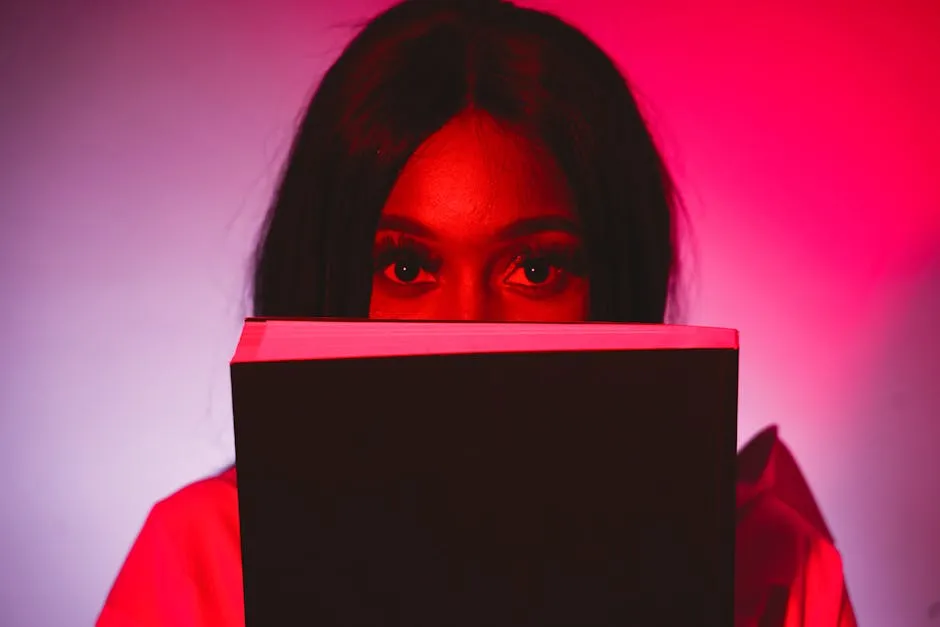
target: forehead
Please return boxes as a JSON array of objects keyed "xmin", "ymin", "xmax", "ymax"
[{"xmin": 380, "ymin": 111, "xmax": 576, "ymax": 238}]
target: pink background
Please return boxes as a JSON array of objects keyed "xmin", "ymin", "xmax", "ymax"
[{"xmin": 1, "ymin": 0, "xmax": 938, "ymax": 624}]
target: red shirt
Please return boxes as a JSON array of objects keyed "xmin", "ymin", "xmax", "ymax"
[{"xmin": 97, "ymin": 427, "xmax": 856, "ymax": 626}]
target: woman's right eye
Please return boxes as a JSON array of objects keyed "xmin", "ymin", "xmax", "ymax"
[
  {"xmin": 372, "ymin": 234, "xmax": 441, "ymax": 288},
  {"xmin": 380, "ymin": 256, "xmax": 437, "ymax": 285}
]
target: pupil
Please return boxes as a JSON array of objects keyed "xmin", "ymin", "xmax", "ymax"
[
  {"xmin": 395, "ymin": 261, "xmax": 420, "ymax": 282},
  {"xmin": 525, "ymin": 260, "xmax": 550, "ymax": 284}
]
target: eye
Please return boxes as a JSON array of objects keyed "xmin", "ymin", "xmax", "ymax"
[
  {"xmin": 503, "ymin": 255, "xmax": 562, "ymax": 287},
  {"xmin": 373, "ymin": 234, "xmax": 441, "ymax": 288},
  {"xmin": 380, "ymin": 254, "xmax": 437, "ymax": 285},
  {"xmin": 500, "ymin": 244, "xmax": 586, "ymax": 296}
]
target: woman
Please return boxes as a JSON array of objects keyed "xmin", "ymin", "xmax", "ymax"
[{"xmin": 97, "ymin": 1, "xmax": 856, "ymax": 625}]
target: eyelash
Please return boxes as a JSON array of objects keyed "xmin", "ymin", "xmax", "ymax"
[
  {"xmin": 506, "ymin": 243, "xmax": 587, "ymax": 279},
  {"xmin": 373, "ymin": 234, "xmax": 441, "ymax": 274}
]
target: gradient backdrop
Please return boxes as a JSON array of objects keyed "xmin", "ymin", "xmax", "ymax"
[{"xmin": 1, "ymin": 0, "xmax": 938, "ymax": 625}]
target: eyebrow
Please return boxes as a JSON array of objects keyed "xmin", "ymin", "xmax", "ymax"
[{"xmin": 375, "ymin": 214, "xmax": 582, "ymax": 241}]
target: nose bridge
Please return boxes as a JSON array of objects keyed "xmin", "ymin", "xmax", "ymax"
[{"xmin": 438, "ymin": 273, "xmax": 493, "ymax": 321}]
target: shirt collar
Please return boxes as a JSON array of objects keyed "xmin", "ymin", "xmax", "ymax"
[{"xmin": 736, "ymin": 425, "xmax": 835, "ymax": 544}]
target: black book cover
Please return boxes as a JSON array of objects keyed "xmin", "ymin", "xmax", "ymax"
[{"xmin": 231, "ymin": 320, "xmax": 738, "ymax": 626}]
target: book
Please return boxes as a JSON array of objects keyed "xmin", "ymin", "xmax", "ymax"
[{"xmin": 231, "ymin": 319, "xmax": 739, "ymax": 626}]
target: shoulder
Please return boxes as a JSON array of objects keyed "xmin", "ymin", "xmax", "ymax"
[
  {"xmin": 97, "ymin": 467, "xmax": 243, "ymax": 627},
  {"xmin": 736, "ymin": 425, "xmax": 835, "ymax": 562},
  {"xmin": 136, "ymin": 467, "xmax": 240, "ymax": 563},
  {"xmin": 737, "ymin": 495, "xmax": 854, "ymax": 626},
  {"xmin": 737, "ymin": 491, "xmax": 832, "ymax": 579},
  {"xmin": 735, "ymin": 428, "xmax": 855, "ymax": 626},
  {"xmin": 148, "ymin": 466, "xmax": 239, "ymax": 534}
]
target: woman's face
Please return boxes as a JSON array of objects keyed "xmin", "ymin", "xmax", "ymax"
[{"xmin": 369, "ymin": 111, "xmax": 589, "ymax": 322}]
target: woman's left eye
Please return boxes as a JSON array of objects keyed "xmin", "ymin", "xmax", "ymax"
[{"xmin": 503, "ymin": 255, "xmax": 565, "ymax": 288}]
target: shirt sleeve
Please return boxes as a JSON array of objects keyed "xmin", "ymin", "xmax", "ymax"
[
  {"xmin": 736, "ymin": 494, "xmax": 857, "ymax": 627},
  {"xmin": 96, "ymin": 477, "xmax": 244, "ymax": 627},
  {"xmin": 780, "ymin": 538, "xmax": 857, "ymax": 627}
]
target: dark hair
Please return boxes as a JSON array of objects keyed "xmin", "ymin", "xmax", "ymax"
[{"xmin": 253, "ymin": 0, "xmax": 682, "ymax": 322}]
